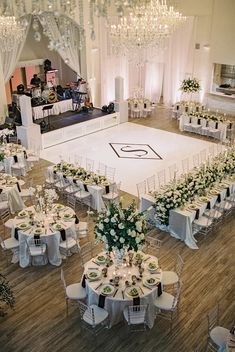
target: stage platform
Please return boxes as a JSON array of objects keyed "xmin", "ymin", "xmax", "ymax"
[{"xmin": 34, "ymin": 108, "xmax": 110, "ymax": 134}]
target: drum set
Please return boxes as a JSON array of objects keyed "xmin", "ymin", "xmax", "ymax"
[{"xmin": 31, "ymin": 86, "xmax": 58, "ymax": 106}]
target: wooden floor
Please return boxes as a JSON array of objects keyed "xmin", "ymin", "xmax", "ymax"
[{"xmin": 0, "ymin": 107, "xmax": 234, "ymax": 352}]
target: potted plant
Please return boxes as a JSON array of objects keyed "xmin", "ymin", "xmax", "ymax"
[{"xmin": 0, "ymin": 274, "xmax": 15, "ymax": 316}]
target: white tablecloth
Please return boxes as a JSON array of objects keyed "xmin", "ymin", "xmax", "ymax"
[
  {"xmin": 0, "ymin": 174, "xmax": 24, "ymax": 213},
  {"xmin": 5, "ymin": 204, "xmax": 77, "ymax": 267},
  {"xmin": 33, "ymin": 99, "xmax": 73, "ymax": 120},
  {"xmin": 141, "ymin": 180, "xmax": 235, "ymax": 249},
  {"xmin": 84, "ymin": 253, "xmax": 162, "ymax": 328}
]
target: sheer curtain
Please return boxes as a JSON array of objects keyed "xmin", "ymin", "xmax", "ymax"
[
  {"xmin": 38, "ymin": 13, "xmax": 81, "ymax": 76},
  {"xmin": 163, "ymin": 17, "xmax": 195, "ymax": 105}
]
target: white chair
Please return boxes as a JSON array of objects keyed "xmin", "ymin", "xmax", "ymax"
[
  {"xmin": 59, "ymin": 233, "xmax": 79, "ymax": 257},
  {"xmin": 60, "ymin": 267, "xmax": 87, "ymax": 316},
  {"xmin": 97, "ymin": 162, "xmax": 106, "ymax": 176},
  {"xmin": 0, "ymin": 234, "xmax": 19, "ymax": 263},
  {"xmin": 206, "ymin": 304, "xmax": 230, "ymax": 351},
  {"xmin": 74, "ymin": 185, "xmax": 92, "ymax": 208},
  {"xmin": 157, "ymin": 169, "xmax": 166, "ymax": 188},
  {"xmin": 130, "ymin": 102, "xmax": 142, "ymax": 118},
  {"xmin": 74, "ymin": 154, "xmax": 83, "ymax": 167},
  {"xmin": 102, "ymin": 182, "xmax": 121, "ymax": 204},
  {"xmin": 168, "ymin": 164, "xmax": 178, "ymax": 181},
  {"xmin": 136, "ymin": 180, "xmax": 147, "ymax": 200},
  {"xmin": 106, "ymin": 166, "xmax": 116, "ymax": 182},
  {"xmin": 208, "ymin": 121, "xmax": 221, "ymax": 140},
  {"xmin": 67, "ymin": 198, "xmax": 89, "ymax": 239},
  {"xmin": 146, "ymin": 175, "xmax": 156, "ymax": 193},
  {"xmin": 0, "ymin": 194, "xmax": 10, "ymax": 212},
  {"xmin": 27, "ymin": 237, "xmax": 47, "ymax": 266},
  {"xmin": 145, "ymin": 234, "xmax": 162, "ymax": 258},
  {"xmin": 182, "ymin": 114, "xmax": 192, "ymax": 132},
  {"xmin": 200, "ymin": 118, "xmax": 210, "ymax": 136},
  {"xmin": 182, "ymin": 158, "xmax": 189, "ymax": 174},
  {"xmin": 123, "ymin": 304, "xmax": 148, "ymax": 331},
  {"xmin": 161, "ymin": 254, "xmax": 184, "ymax": 286},
  {"xmin": 193, "ymin": 153, "xmax": 200, "ymax": 168},
  {"xmin": 45, "ymin": 168, "xmax": 56, "ymax": 188},
  {"xmin": 208, "ymin": 145, "xmax": 215, "ymax": 157},
  {"xmin": 86, "ymin": 158, "xmax": 94, "ymax": 172},
  {"xmin": 191, "ymin": 116, "xmax": 202, "ymax": 134},
  {"xmin": 143, "ymin": 102, "xmax": 152, "ymax": 117},
  {"xmin": 80, "ymin": 242, "xmax": 93, "ymax": 265},
  {"xmin": 78, "ymin": 301, "xmax": 109, "ymax": 335},
  {"xmin": 154, "ymin": 281, "xmax": 182, "ymax": 330},
  {"xmin": 11, "ymin": 153, "xmax": 27, "ymax": 177},
  {"xmin": 192, "ymin": 209, "xmax": 214, "ymax": 236}
]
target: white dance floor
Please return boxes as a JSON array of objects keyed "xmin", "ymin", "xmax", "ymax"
[{"xmin": 40, "ymin": 122, "xmax": 216, "ymax": 196}]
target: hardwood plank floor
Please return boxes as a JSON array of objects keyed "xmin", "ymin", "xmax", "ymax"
[{"xmin": 0, "ymin": 107, "xmax": 234, "ymax": 352}]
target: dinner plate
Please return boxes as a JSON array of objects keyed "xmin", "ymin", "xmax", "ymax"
[
  {"xmin": 135, "ymin": 251, "xmax": 145, "ymax": 260},
  {"xmin": 52, "ymin": 223, "xmax": 63, "ymax": 231},
  {"xmin": 63, "ymin": 213, "xmax": 73, "ymax": 221},
  {"xmin": 188, "ymin": 204, "xmax": 198, "ymax": 210},
  {"xmin": 18, "ymin": 222, "xmax": 31, "ymax": 231},
  {"xmin": 53, "ymin": 204, "xmax": 64, "ymax": 210},
  {"xmin": 210, "ymin": 190, "xmax": 219, "ymax": 195},
  {"xmin": 95, "ymin": 255, "xmax": 106, "ymax": 264},
  {"xmin": 100, "ymin": 284, "xmax": 115, "ymax": 296},
  {"xmin": 34, "ymin": 228, "xmax": 43, "ymax": 235},
  {"xmin": 144, "ymin": 277, "xmax": 159, "ymax": 286},
  {"xmin": 18, "ymin": 210, "xmax": 28, "ymax": 218},
  {"xmin": 147, "ymin": 261, "xmax": 158, "ymax": 272},
  {"xmin": 86, "ymin": 269, "xmax": 101, "ymax": 281},
  {"xmin": 200, "ymin": 196, "xmax": 209, "ymax": 202},
  {"xmin": 125, "ymin": 286, "xmax": 140, "ymax": 298}
]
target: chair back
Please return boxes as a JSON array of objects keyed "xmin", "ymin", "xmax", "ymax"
[
  {"xmin": 208, "ymin": 145, "xmax": 215, "ymax": 156},
  {"xmin": 27, "ymin": 237, "xmax": 45, "ymax": 254},
  {"xmin": 80, "ymin": 242, "xmax": 93, "ymax": 264},
  {"xmin": 106, "ymin": 166, "xmax": 116, "ymax": 182},
  {"xmin": 86, "ymin": 158, "xmax": 94, "ymax": 172},
  {"xmin": 60, "ymin": 267, "xmax": 67, "ymax": 289},
  {"xmin": 207, "ymin": 304, "xmax": 220, "ymax": 333},
  {"xmin": 193, "ymin": 153, "xmax": 200, "ymax": 168},
  {"xmin": 175, "ymin": 254, "xmax": 184, "ymax": 277},
  {"xmin": 97, "ymin": 162, "xmax": 106, "ymax": 176},
  {"xmin": 67, "ymin": 195, "xmax": 76, "ymax": 210},
  {"xmin": 0, "ymin": 209, "xmax": 10, "ymax": 224},
  {"xmin": 0, "ymin": 234, "xmax": 6, "ymax": 250},
  {"xmin": 78, "ymin": 301, "xmax": 96, "ymax": 327},
  {"xmin": 136, "ymin": 180, "xmax": 146, "ymax": 199},
  {"xmin": 171, "ymin": 280, "xmax": 182, "ymax": 311},
  {"xmin": 127, "ymin": 304, "xmax": 148, "ymax": 326},
  {"xmin": 157, "ymin": 169, "xmax": 166, "ymax": 187},
  {"xmin": 168, "ymin": 164, "xmax": 178, "ymax": 181},
  {"xmin": 200, "ymin": 149, "xmax": 207, "ymax": 163},
  {"xmin": 74, "ymin": 154, "xmax": 83, "ymax": 167},
  {"xmin": 146, "ymin": 175, "xmax": 156, "ymax": 193},
  {"xmin": 191, "ymin": 117, "xmax": 198, "ymax": 125},
  {"xmin": 201, "ymin": 118, "xmax": 207, "ymax": 127},
  {"xmin": 182, "ymin": 158, "xmax": 189, "ymax": 173}
]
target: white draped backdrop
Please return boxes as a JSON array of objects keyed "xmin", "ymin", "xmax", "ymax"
[{"xmin": 99, "ymin": 17, "xmax": 196, "ymax": 106}]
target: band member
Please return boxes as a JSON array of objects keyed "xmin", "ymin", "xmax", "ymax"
[{"xmin": 30, "ymin": 74, "xmax": 41, "ymax": 87}]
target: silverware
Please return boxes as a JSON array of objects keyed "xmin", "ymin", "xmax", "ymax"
[
  {"xmin": 95, "ymin": 282, "xmax": 102, "ymax": 290},
  {"xmin": 88, "ymin": 267, "xmax": 99, "ymax": 270},
  {"xmin": 113, "ymin": 289, "xmax": 118, "ymax": 297},
  {"xmin": 92, "ymin": 260, "xmax": 100, "ymax": 266},
  {"xmin": 139, "ymin": 286, "xmax": 144, "ymax": 295},
  {"xmin": 143, "ymin": 256, "xmax": 151, "ymax": 262}
]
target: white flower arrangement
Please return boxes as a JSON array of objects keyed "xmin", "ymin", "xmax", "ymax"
[
  {"xmin": 180, "ymin": 78, "xmax": 201, "ymax": 93},
  {"xmin": 95, "ymin": 200, "xmax": 147, "ymax": 252},
  {"xmin": 189, "ymin": 112, "xmax": 231, "ymax": 124},
  {"xmin": 153, "ymin": 147, "xmax": 235, "ymax": 225},
  {"xmin": 0, "ymin": 129, "xmax": 14, "ymax": 140}
]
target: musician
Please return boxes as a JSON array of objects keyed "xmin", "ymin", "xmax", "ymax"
[{"xmin": 30, "ymin": 74, "xmax": 41, "ymax": 87}]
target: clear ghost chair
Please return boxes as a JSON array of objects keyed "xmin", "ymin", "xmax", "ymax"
[
  {"xmin": 200, "ymin": 149, "xmax": 207, "ymax": 163},
  {"xmin": 181, "ymin": 158, "xmax": 189, "ymax": 174},
  {"xmin": 157, "ymin": 169, "xmax": 166, "ymax": 188},
  {"xmin": 193, "ymin": 153, "xmax": 200, "ymax": 168},
  {"xmin": 168, "ymin": 164, "xmax": 178, "ymax": 181}
]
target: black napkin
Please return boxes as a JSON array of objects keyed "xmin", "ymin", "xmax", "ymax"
[
  {"xmin": 23, "ymin": 150, "xmax": 28, "ymax": 159},
  {"xmin": 60, "ymin": 229, "xmax": 66, "ymax": 241},
  {"xmin": 6, "ymin": 135, "xmax": 10, "ymax": 143},
  {"xmin": 13, "ymin": 155, "xmax": 18, "ymax": 163},
  {"xmin": 206, "ymin": 201, "xmax": 211, "ymax": 210},
  {"xmin": 74, "ymin": 215, "xmax": 79, "ymax": 224},
  {"xmin": 229, "ymin": 123, "xmax": 232, "ymax": 129},
  {"xmin": 133, "ymin": 296, "xmax": 140, "ymax": 306},
  {"xmin": 16, "ymin": 182, "xmax": 21, "ymax": 192},
  {"xmin": 98, "ymin": 294, "xmax": 106, "ymax": 308},
  {"xmin": 196, "ymin": 106, "xmax": 199, "ymax": 112},
  {"xmin": 195, "ymin": 208, "xmax": 200, "ymax": 220},
  {"xmin": 185, "ymin": 106, "xmax": 188, "ymax": 112},
  {"xmin": 83, "ymin": 184, "xmax": 88, "ymax": 192},
  {"xmin": 53, "ymin": 170, "xmax": 57, "ymax": 174},
  {"xmin": 14, "ymin": 228, "xmax": 19, "ymax": 240},
  {"xmin": 81, "ymin": 275, "xmax": 86, "ymax": 288},
  {"xmin": 226, "ymin": 187, "xmax": 230, "ymax": 197},
  {"xmin": 176, "ymin": 105, "xmax": 179, "ymax": 110},
  {"xmin": 73, "ymin": 179, "xmax": 77, "ymax": 184},
  {"xmin": 63, "ymin": 175, "xmax": 67, "ymax": 179},
  {"xmin": 34, "ymin": 234, "xmax": 41, "ymax": 246},
  {"xmin": 198, "ymin": 118, "xmax": 201, "ymax": 125},
  {"xmin": 0, "ymin": 189, "xmax": 2, "ymax": 194},
  {"xmin": 105, "ymin": 185, "xmax": 110, "ymax": 194},
  {"xmin": 217, "ymin": 194, "xmax": 221, "ymax": 203},
  {"xmin": 157, "ymin": 282, "xmax": 162, "ymax": 297},
  {"xmin": 215, "ymin": 122, "xmax": 218, "ymax": 129}
]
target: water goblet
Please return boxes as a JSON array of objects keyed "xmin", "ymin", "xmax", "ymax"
[
  {"xmin": 139, "ymin": 266, "xmax": 144, "ymax": 278},
  {"xmin": 114, "ymin": 276, "xmax": 119, "ymax": 287},
  {"xmin": 102, "ymin": 267, "xmax": 108, "ymax": 278}
]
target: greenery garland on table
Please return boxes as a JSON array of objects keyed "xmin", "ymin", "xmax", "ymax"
[
  {"xmin": 189, "ymin": 111, "xmax": 232, "ymax": 124},
  {"xmin": 0, "ymin": 153, "xmax": 5, "ymax": 162},
  {"xmin": 95, "ymin": 200, "xmax": 148, "ymax": 253},
  {"xmin": 53, "ymin": 161, "xmax": 110, "ymax": 186},
  {"xmin": 152, "ymin": 147, "xmax": 235, "ymax": 226},
  {"xmin": 180, "ymin": 77, "xmax": 201, "ymax": 93}
]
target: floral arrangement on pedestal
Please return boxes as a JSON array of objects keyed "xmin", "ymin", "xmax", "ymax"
[
  {"xmin": 152, "ymin": 146, "xmax": 235, "ymax": 226},
  {"xmin": 95, "ymin": 200, "xmax": 148, "ymax": 253},
  {"xmin": 180, "ymin": 77, "xmax": 201, "ymax": 93},
  {"xmin": 29, "ymin": 185, "xmax": 59, "ymax": 211}
]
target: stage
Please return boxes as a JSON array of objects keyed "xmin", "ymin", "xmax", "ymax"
[{"xmin": 34, "ymin": 107, "xmax": 111, "ymax": 134}]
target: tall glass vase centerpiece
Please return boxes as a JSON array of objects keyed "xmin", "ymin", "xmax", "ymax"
[{"xmin": 95, "ymin": 201, "xmax": 148, "ymax": 266}]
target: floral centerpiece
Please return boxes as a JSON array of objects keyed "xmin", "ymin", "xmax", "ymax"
[
  {"xmin": 30, "ymin": 185, "xmax": 59, "ymax": 211},
  {"xmin": 189, "ymin": 111, "xmax": 232, "ymax": 124},
  {"xmin": 95, "ymin": 200, "xmax": 148, "ymax": 254},
  {"xmin": 180, "ymin": 77, "xmax": 201, "ymax": 93},
  {"xmin": 0, "ymin": 128, "xmax": 14, "ymax": 143}
]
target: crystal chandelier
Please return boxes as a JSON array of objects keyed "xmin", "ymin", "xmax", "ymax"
[
  {"xmin": 0, "ymin": 16, "xmax": 25, "ymax": 52},
  {"xmin": 109, "ymin": 0, "xmax": 186, "ymax": 55}
]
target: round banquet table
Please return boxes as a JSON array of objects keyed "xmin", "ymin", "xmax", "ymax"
[
  {"xmin": 0, "ymin": 173, "xmax": 24, "ymax": 213},
  {"xmin": 84, "ymin": 252, "xmax": 162, "ymax": 328},
  {"xmin": 4, "ymin": 203, "xmax": 78, "ymax": 267}
]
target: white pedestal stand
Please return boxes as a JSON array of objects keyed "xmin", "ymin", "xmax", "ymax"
[{"xmin": 114, "ymin": 76, "xmax": 128, "ymax": 123}]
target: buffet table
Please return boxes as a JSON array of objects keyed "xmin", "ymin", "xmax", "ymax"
[
  {"xmin": 84, "ymin": 252, "xmax": 162, "ymax": 328},
  {"xmin": 4, "ymin": 203, "xmax": 78, "ymax": 267},
  {"xmin": 32, "ymin": 99, "xmax": 73, "ymax": 120}
]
